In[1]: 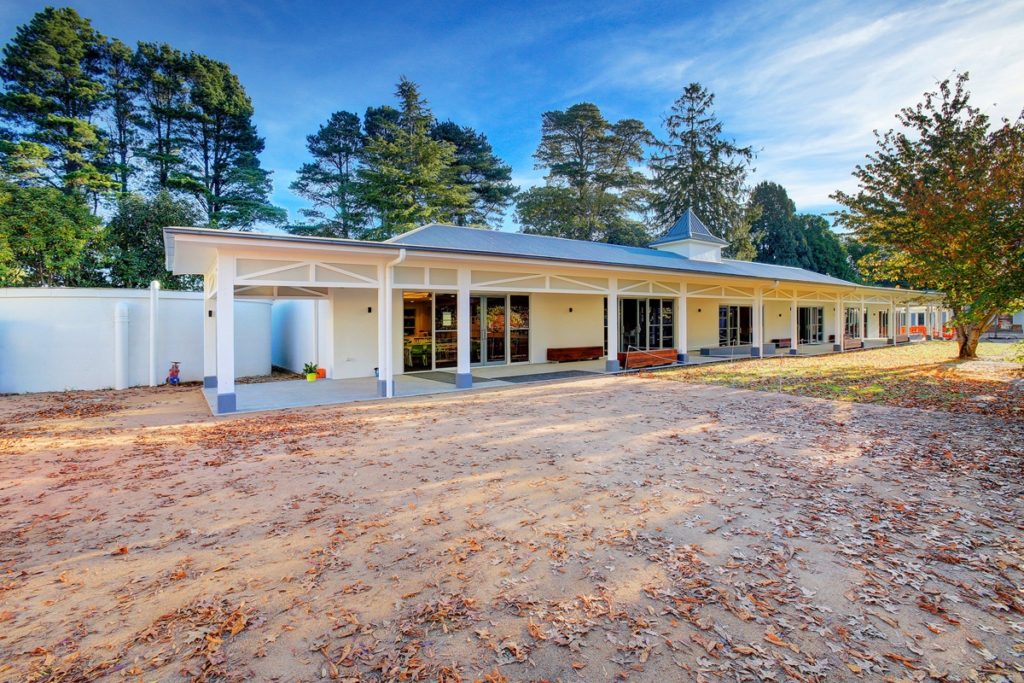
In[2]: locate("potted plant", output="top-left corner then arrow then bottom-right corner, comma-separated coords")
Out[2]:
303,362 -> 318,382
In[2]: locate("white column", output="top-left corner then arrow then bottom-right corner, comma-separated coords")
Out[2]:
215,253 -> 236,413
606,278 -> 619,371
905,302 -> 912,336
317,296 -> 335,379
834,297 -> 844,351
888,299 -> 896,344
203,270 -> 217,388
859,299 -> 866,339
384,267 -> 397,396
752,286 -> 764,357
376,264 -> 387,396
456,267 -> 472,388
675,285 -> 687,363
149,280 -> 160,387
789,298 -> 799,355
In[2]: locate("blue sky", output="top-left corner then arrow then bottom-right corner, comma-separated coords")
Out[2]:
3,0 -> 1023,230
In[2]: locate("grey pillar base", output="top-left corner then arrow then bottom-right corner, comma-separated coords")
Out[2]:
216,392 -> 236,414
676,352 -> 687,363
377,379 -> 396,397
833,343 -> 843,352
789,348 -> 799,355
605,359 -> 621,372
455,372 -> 473,389
203,375 -> 217,388
750,347 -> 762,358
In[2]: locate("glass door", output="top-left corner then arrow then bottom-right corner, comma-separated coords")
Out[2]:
509,295 -> 529,362
484,297 -> 507,364
470,295 -> 509,365
402,292 -> 433,372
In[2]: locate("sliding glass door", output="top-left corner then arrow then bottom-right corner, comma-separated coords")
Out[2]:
616,298 -> 675,352
718,305 -> 752,346
797,306 -> 824,344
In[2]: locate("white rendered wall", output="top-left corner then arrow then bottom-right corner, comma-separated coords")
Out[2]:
335,288 -> 380,379
271,299 -> 315,373
530,293 -> 605,363
0,288 -> 270,394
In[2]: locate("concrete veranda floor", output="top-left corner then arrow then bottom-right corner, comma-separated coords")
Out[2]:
203,359 -> 609,414
201,339 -> 902,414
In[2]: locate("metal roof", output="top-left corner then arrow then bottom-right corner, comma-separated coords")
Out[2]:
649,208 -> 728,246
388,224 -> 857,287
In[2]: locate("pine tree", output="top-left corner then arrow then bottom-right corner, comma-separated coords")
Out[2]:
357,78 -> 469,239
516,103 -> 651,244
101,38 -> 141,193
172,53 -> 284,228
650,83 -> 756,259
0,7 -> 115,194
289,110 -> 367,237
431,120 -> 515,226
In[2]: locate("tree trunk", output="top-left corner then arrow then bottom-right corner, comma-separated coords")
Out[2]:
956,323 -> 984,359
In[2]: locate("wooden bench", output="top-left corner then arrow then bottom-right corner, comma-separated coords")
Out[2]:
547,346 -> 604,362
843,336 -> 864,350
618,348 -> 677,369
771,338 -> 792,349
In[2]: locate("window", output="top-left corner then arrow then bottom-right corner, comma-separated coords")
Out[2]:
719,305 -> 752,346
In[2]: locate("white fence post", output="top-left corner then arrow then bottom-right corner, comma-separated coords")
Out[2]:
114,302 -> 129,390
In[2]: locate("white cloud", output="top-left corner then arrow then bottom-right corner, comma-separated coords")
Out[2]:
577,0 -> 1024,212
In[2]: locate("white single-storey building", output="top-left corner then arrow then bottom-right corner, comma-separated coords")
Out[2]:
163,210 -> 947,414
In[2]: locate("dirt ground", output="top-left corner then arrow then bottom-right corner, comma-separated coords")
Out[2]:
1,372 -> 1022,682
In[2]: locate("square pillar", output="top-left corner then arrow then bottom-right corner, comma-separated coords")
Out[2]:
905,302 -> 912,336
215,254 -> 236,413
606,278 -> 619,371
456,267 -> 472,388
751,287 -> 764,357
317,296 -> 335,378
675,286 -> 687,363
203,269 -> 217,388
888,300 -> 896,344
859,300 -> 866,339
833,297 -> 844,352
376,264 -> 389,397
789,299 -> 799,355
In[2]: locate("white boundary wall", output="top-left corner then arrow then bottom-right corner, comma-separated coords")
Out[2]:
0,288 -> 271,394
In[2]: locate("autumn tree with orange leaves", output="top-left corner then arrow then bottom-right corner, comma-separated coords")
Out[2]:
834,73 -> 1024,359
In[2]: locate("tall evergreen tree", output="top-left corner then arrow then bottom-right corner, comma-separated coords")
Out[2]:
101,37 -> 141,193
650,83 -> 756,259
797,214 -> 857,281
0,7 -> 115,194
357,78 -> 469,239
515,103 -> 651,245
173,53 -> 284,229
431,120 -> 515,226
289,110 -> 367,237
749,181 -> 804,265
133,42 -> 189,190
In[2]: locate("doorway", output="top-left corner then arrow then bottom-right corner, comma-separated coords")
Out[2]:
471,296 -> 508,365
798,306 -> 824,344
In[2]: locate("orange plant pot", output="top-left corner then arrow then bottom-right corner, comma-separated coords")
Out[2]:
316,368 -> 326,379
